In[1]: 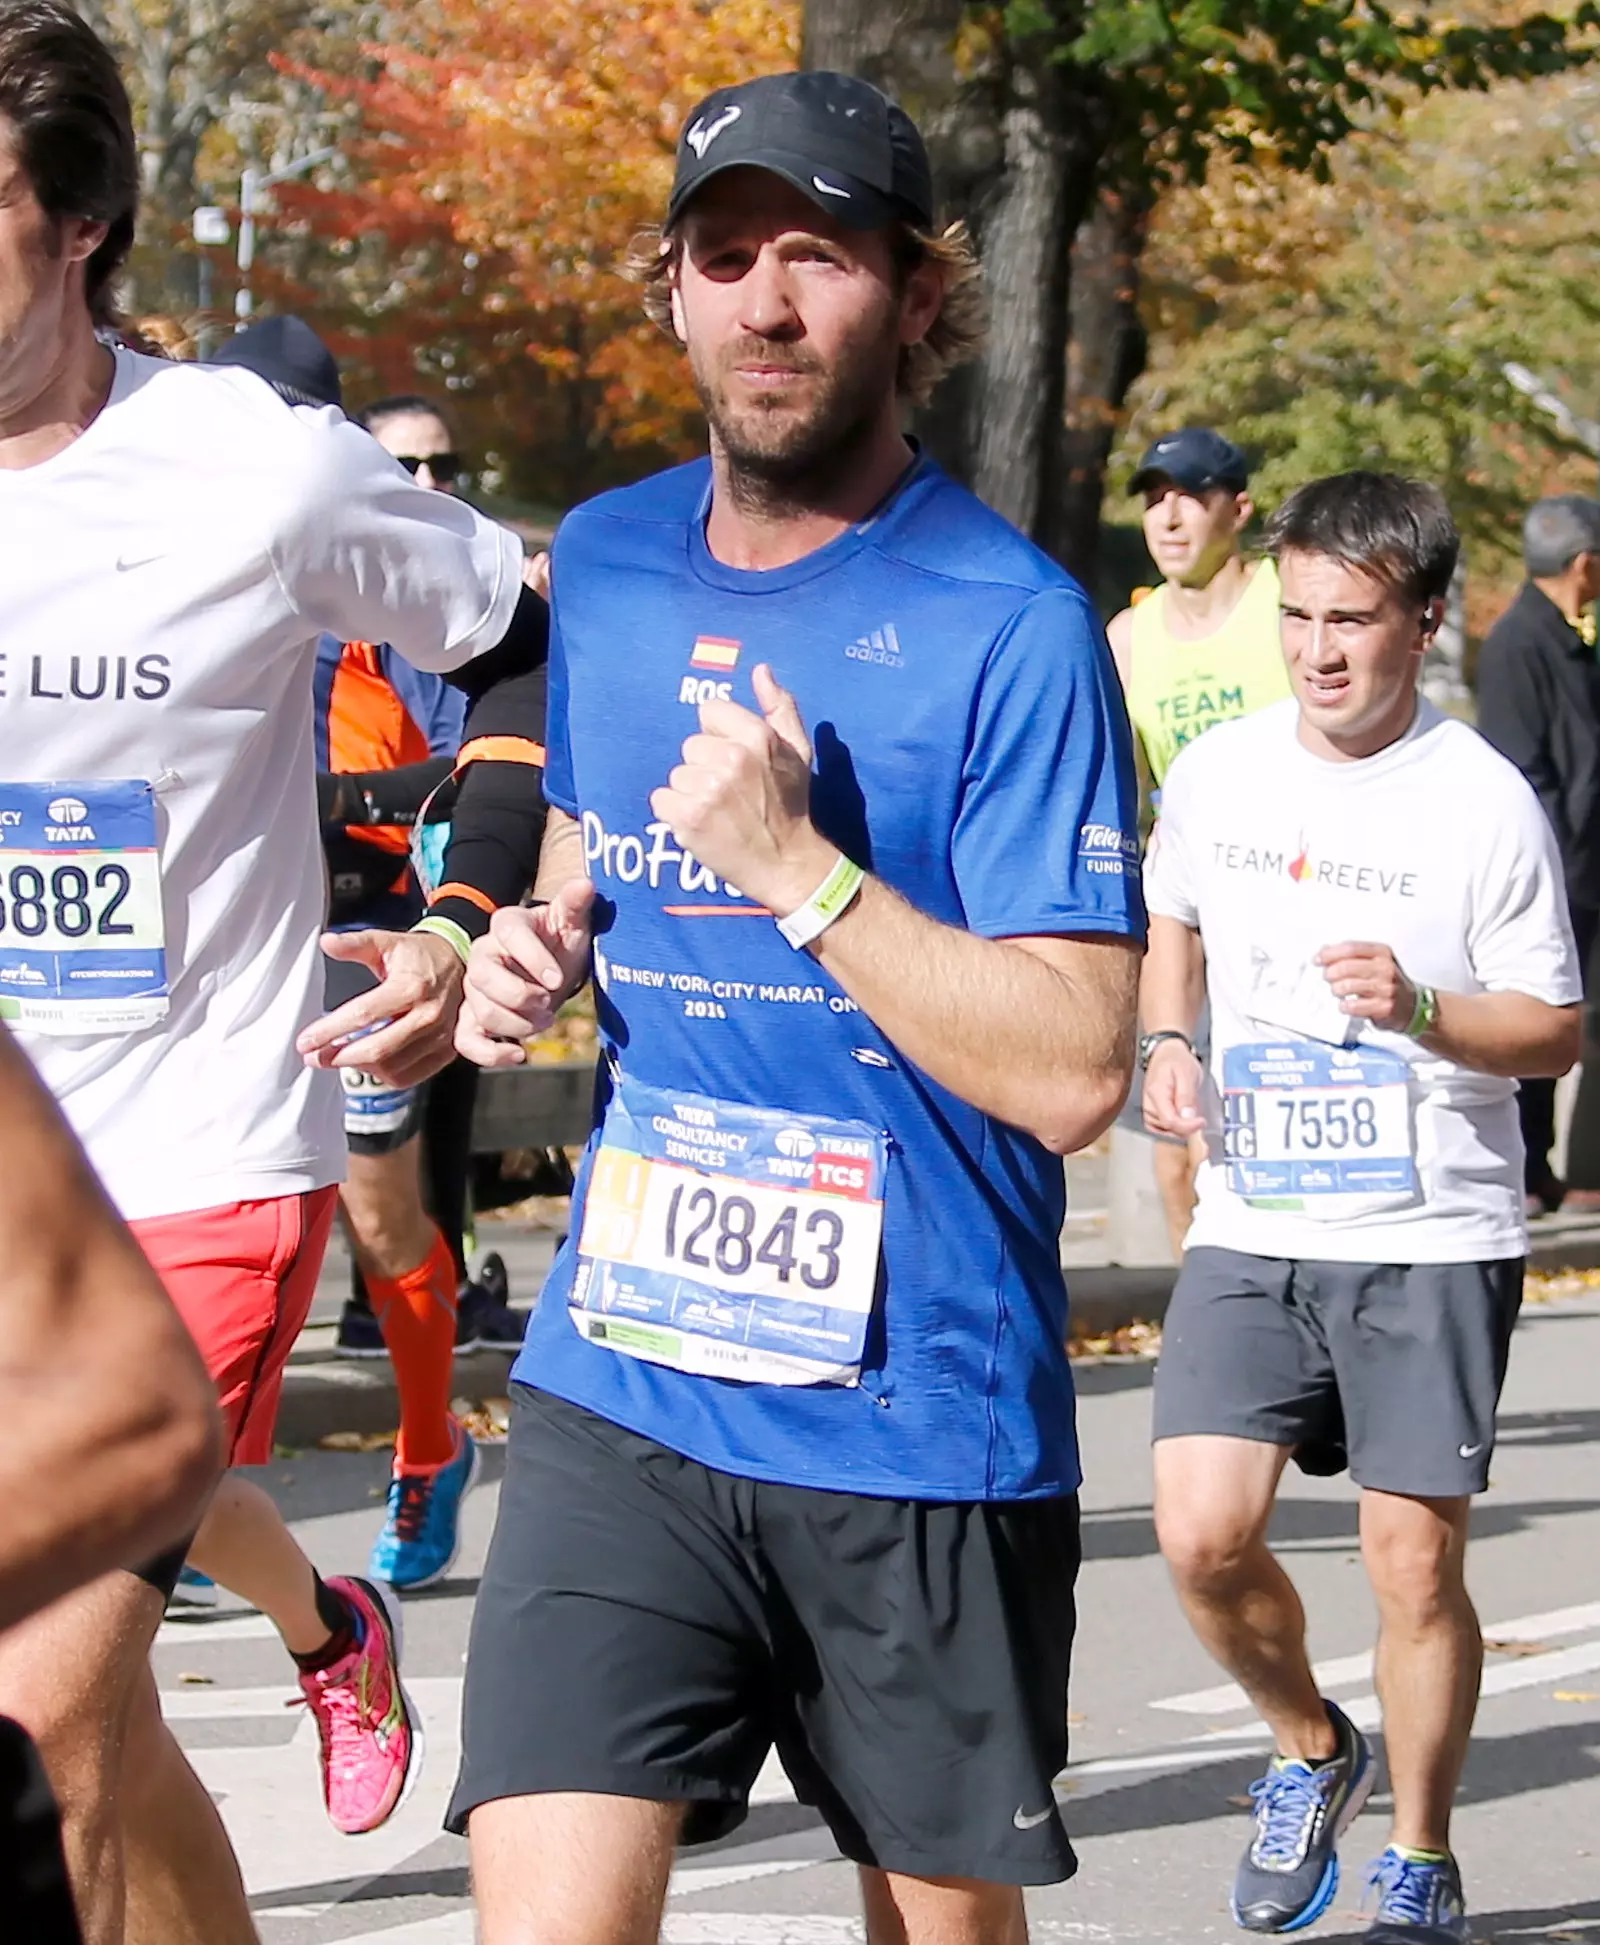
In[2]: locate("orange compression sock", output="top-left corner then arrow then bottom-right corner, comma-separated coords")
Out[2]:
367,1226 -> 459,1470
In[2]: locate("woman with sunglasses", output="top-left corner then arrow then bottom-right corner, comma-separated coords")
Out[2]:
358,394 -> 463,492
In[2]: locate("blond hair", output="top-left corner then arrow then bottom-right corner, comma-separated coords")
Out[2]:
624,217 -> 986,408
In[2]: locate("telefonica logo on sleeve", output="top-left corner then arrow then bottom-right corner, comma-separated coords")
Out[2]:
1213,834 -> 1418,898
1078,824 -> 1139,874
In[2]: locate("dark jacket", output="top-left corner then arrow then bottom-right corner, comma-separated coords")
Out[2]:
1477,581 -> 1600,912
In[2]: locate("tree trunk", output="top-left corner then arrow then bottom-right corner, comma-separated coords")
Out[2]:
1047,175 -> 1150,581
802,0 -> 1107,547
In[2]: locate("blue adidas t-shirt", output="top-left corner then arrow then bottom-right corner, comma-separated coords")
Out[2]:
511,454 -> 1144,1500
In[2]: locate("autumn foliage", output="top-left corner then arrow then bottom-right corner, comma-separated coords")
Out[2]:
291,0 -> 797,500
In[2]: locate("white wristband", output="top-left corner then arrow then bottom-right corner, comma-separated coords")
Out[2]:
775,854 -> 865,950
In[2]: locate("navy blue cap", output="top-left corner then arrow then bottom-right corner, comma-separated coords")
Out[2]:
1131,427 -> 1250,495
209,315 -> 342,412
667,71 -> 934,232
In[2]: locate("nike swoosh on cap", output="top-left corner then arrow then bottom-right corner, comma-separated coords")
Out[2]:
812,175 -> 852,199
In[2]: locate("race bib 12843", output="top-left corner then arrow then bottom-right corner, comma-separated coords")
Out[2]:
0,780 -> 167,1036
570,1075 -> 888,1386
1223,1040 -> 1420,1219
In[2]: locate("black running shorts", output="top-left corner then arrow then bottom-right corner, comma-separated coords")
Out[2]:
0,1717 -> 82,1942
448,1385 -> 1081,1885
1152,1246 -> 1524,1496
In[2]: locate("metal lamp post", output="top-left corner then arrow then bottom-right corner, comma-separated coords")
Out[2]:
234,146 -> 338,328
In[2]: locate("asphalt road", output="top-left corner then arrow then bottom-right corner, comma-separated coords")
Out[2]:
157,1285 -> 1600,1945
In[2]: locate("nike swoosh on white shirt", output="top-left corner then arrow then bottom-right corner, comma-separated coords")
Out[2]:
115,551 -> 165,571
1013,1803 -> 1055,1830
1459,1441 -> 1485,1459
812,174 -> 852,198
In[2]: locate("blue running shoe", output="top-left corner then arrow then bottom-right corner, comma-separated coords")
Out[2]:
1231,1700 -> 1375,1932
1364,1847 -> 1469,1942
167,1566 -> 218,1612
367,1423 -> 481,1591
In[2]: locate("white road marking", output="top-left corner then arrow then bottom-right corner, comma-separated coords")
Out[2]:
1077,1637 -> 1600,1784
156,1610 -> 279,1646
162,1673 -> 462,1720
1149,1600 -> 1600,1715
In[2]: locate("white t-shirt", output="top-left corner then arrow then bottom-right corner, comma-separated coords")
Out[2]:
0,348 -> 522,1220
1145,697 -> 1582,1264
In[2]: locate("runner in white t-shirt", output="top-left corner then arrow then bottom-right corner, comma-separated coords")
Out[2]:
0,9 -> 533,1940
1140,472 -> 1582,1944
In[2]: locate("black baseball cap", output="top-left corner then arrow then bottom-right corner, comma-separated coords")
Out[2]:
1131,427 -> 1250,496
209,314 -> 343,411
666,71 -> 935,233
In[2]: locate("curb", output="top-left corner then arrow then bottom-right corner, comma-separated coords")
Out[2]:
273,1219 -> 1600,1450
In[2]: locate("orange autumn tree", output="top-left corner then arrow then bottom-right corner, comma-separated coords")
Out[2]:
288,0 -> 798,507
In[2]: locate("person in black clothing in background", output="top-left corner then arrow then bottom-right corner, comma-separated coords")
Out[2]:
1477,494 -> 1600,1214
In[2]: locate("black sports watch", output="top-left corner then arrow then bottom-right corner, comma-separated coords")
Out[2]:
1138,1029 -> 1195,1072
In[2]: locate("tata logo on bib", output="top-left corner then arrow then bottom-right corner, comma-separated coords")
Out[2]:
46,797 -> 95,842
774,1127 -> 817,1159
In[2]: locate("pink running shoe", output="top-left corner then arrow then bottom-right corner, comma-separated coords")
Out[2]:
296,1574 -> 421,1833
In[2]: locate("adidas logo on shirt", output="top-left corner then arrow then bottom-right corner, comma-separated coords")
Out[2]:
845,623 -> 904,669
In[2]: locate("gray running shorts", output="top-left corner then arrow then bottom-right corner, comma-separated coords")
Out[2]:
1152,1246 -> 1524,1497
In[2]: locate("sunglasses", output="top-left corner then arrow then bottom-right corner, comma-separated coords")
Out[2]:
395,452 -> 462,485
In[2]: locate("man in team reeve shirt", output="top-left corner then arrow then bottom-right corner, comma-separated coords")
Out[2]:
450,71 -> 1145,1945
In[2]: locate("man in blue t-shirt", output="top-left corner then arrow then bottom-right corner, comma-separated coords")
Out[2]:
447,72 -> 1145,1944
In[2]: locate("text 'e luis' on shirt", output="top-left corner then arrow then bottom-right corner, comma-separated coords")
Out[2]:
514,453 -> 1146,1502
0,349 -> 522,1222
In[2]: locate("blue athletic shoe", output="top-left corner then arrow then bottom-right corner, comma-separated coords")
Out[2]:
367,1424 -> 481,1591
1231,1700 -> 1375,1932
1364,1847 -> 1469,1942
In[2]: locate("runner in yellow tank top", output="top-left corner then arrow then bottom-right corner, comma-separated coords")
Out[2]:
1107,428 -> 1292,1257
1107,427 -> 1292,788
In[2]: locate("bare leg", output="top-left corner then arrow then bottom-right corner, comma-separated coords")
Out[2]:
1153,1435 -> 1335,1762
469,1792 -> 682,1945
122,1664 -> 257,1944
0,1569 -> 249,1945
861,1870 -> 1028,1944
186,1473 -> 331,1656
1360,1490 -> 1478,1853
342,1138 -> 437,1281
1152,1136 -> 1201,1261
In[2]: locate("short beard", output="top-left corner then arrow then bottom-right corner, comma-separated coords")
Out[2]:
689,320 -> 902,521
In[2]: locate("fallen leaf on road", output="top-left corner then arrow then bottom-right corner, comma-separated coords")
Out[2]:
1227,1795 -> 1253,1809
456,1397 -> 512,1441
1523,1266 -> 1600,1302
315,1429 -> 397,1453
1482,1637 -> 1549,1657
1068,1320 -> 1163,1361
1552,1691 -> 1600,1703
179,1672 -> 213,1686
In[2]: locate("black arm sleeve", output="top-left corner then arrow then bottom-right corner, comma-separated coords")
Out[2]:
438,583 -> 550,700
430,757 -> 549,938
320,757 -> 455,829
427,658 -> 551,938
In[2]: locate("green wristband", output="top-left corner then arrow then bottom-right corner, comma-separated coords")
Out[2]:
1405,983 -> 1439,1038
413,914 -> 473,966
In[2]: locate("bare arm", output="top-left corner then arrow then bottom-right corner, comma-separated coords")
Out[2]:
806,888 -> 1139,1153
1139,914 -> 1210,1138
1318,941 -> 1580,1079
1105,605 -> 1134,691
0,1031 -> 221,1629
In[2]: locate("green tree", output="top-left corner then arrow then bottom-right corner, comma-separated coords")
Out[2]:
804,1 -> 1600,574
1129,67 -> 1600,605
